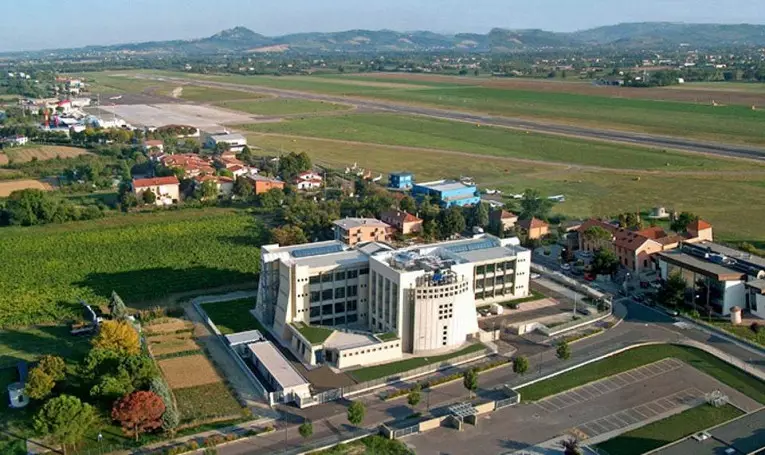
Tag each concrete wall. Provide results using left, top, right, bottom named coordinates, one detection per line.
left=419, top=416, right=447, bottom=432
left=722, top=280, right=745, bottom=315
left=754, top=294, right=765, bottom=319
left=474, top=401, right=496, bottom=415
left=336, top=340, right=402, bottom=369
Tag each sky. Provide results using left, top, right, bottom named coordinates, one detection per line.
left=1, top=0, right=765, bottom=52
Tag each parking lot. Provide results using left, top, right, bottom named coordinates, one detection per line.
left=99, top=103, right=257, bottom=130
left=403, top=359, right=760, bottom=455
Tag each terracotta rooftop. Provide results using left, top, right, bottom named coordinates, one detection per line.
left=577, top=219, right=619, bottom=234
left=132, top=176, right=179, bottom=187
left=381, top=210, right=422, bottom=224
left=637, top=226, right=668, bottom=240
left=688, top=219, right=712, bottom=231
left=518, top=217, right=548, bottom=230
left=613, top=230, right=652, bottom=250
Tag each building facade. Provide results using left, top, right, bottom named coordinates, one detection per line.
left=255, top=234, right=530, bottom=368
left=245, top=175, right=285, bottom=194
left=206, top=133, right=247, bottom=152
left=412, top=180, right=481, bottom=207
left=380, top=210, right=423, bottom=235
left=333, top=218, right=392, bottom=246
left=388, top=172, right=414, bottom=190
left=132, top=176, right=180, bottom=205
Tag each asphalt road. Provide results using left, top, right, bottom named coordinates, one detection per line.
left=210, top=297, right=765, bottom=455
left=148, top=74, right=765, bottom=161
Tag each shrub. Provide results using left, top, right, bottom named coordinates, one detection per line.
left=186, top=440, right=199, bottom=450
left=149, top=376, right=180, bottom=434
left=751, top=322, right=761, bottom=334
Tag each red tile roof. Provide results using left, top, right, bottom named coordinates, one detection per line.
left=636, top=226, right=668, bottom=240
left=577, top=219, right=619, bottom=234
left=497, top=210, right=518, bottom=220
left=132, top=176, right=179, bottom=187
left=613, top=230, right=652, bottom=250
left=688, top=219, right=712, bottom=231
left=519, top=217, right=548, bottom=230
left=144, top=140, right=164, bottom=147
left=381, top=210, right=422, bottom=225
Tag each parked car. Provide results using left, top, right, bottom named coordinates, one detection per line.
left=561, top=263, right=572, bottom=271
left=665, top=308, right=679, bottom=317
left=530, top=273, right=541, bottom=279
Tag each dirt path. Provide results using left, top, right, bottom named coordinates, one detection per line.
left=249, top=132, right=765, bottom=177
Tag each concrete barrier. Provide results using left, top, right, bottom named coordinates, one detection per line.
left=474, top=401, right=496, bottom=415
left=419, top=416, right=446, bottom=432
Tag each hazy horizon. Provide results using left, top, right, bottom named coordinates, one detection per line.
left=1, top=0, right=765, bottom=52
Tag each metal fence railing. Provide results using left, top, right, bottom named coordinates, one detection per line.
left=392, top=424, right=420, bottom=439
left=495, top=394, right=520, bottom=409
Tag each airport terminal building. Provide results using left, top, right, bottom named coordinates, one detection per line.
left=255, top=234, right=530, bottom=369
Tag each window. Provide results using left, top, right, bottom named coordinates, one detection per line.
left=310, top=291, right=321, bottom=303
left=347, top=270, right=358, bottom=279
left=335, top=287, right=346, bottom=299
left=486, top=263, right=495, bottom=273
left=476, top=265, right=485, bottom=275
left=335, top=315, right=346, bottom=325
left=321, top=273, right=332, bottom=283
left=322, top=303, right=333, bottom=315
left=335, top=302, right=345, bottom=313
left=347, top=286, right=358, bottom=297
left=322, top=317, right=334, bottom=326
left=359, top=268, right=369, bottom=275
left=309, top=276, right=320, bottom=285
left=322, top=289, right=333, bottom=300
left=347, top=300, right=357, bottom=312
left=335, top=271, right=346, bottom=281
left=310, top=307, right=320, bottom=318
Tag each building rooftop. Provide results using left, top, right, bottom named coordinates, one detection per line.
left=745, top=279, right=765, bottom=294
left=324, top=331, right=379, bottom=351
left=390, top=171, right=413, bottom=177
left=246, top=175, right=283, bottom=184
left=415, top=179, right=476, bottom=192
left=246, top=341, right=309, bottom=389
left=224, top=330, right=263, bottom=347
left=210, top=133, right=246, bottom=142
left=654, top=408, right=765, bottom=455
left=685, top=241, right=765, bottom=269
left=658, top=250, right=745, bottom=281
left=518, top=217, right=548, bottom=230
left=333, top=218, right=390, bottom=230
left=132, top=176, right=179, bottom=187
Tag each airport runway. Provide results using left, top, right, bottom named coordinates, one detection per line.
left=150, top=74, right=765, bottom=161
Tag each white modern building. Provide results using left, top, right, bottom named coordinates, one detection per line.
left=205, top=133, right=247, bottom=152
left=255, top=234, right=530, bottom=369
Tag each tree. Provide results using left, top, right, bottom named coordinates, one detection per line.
left=513, top=356, right=529, bottom=375
left=582, top=226, right=613, bottom=249
left=437, top=206, right=466, bottom=239
left=197, top=180, right=218, bottom=200
left=109, top=291, right=130, bottom=321
left=149, top=377, right=179, bottom=434
left=658, top=271, right=687, bottom=308
left=34, top=395, right=96, bottom=455
left=83, top=349, right=157, bottom=400
left=26, top=367, right=56, bottom=400
left=298, top=420, right=313, bottom=439
left=92, top=320, right=140, bottom=356
left=347, top=401, right=366, bottom=426
left=111, top=391, right=166, bottom=441
left=463, top=368, right=478, bottom=398
left=671, top=211, right=699, bottom=233
left=142, top=189, right=156, bottom=205
left=399, top=195, right=416, bottom=213
left=233, top=176, right=254, bottom=199
left=556, top=340, right=571, bottom=361
left=559, top=436, right=583, bottom=455
left=591, top=248, right=620, bottom=276
left=36, top=355, right=66, bottom=381
left=473, top=202, right=490, bottom=228
left=407, top=384, right=422, bottom=409
left=119, top=190, right=139, bottom=211
left=520, top=189, right=553, bottom=220
left=270, top=225, right=307, bottom=246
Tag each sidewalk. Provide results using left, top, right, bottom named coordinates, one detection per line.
left=134, top=418, right=275, bottom=454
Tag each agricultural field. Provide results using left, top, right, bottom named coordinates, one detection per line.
left=176, top=85, right=266, bottom=102
left=0, top=208, right=262, bottom=327
left=0, top=145, right=91, bottom=164
left=173, top=382, right=245, bottom=424
left=216, top=98, right=351, bottom=116
left=0, top=178, right=53, bottom=197
left=241, top=113, right=758, bottom=171
left=159, top=354, right=222, bottom=388
left=248, top=133, right=765, bottom=244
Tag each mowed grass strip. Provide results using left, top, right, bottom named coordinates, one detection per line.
left=217, top=98, right=350, bottom=115
left=200, top=299, right=264, bottom=335
left=349, top=343, right=485, bottom=383
left=240, top=113, right=755, bottom=171
left=518, top=345, right=765, bottom=404
left=173, top=382, right=244, bottom=424
left=593, top=404, right=743, bottom=455
left=178, top=85, right=265, bottom=102
left=0, top=209, right=261, bottom=327
left=0, top=325, right=91, bottom=368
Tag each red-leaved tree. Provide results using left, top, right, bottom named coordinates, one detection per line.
left=111, top=391, right=166, bottom=441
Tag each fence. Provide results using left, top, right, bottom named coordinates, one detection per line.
left=392, top=424, right=420, bottom=439
left=192, top=301, right=270, bottom=402
left=495, top=393, right=520, bottom=410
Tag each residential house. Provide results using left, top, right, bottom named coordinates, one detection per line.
left=194, top=175, right=234, bottom=196
left=228, top=164, right=254, bottom=178
left=159, top=154, right=216, bottom=178
left=333, top=218, right=392, bottom=246
left=143, top=140, right=164, bottom=153
left=294, top=171, right=323, bottom=191
left=388, top=172, right=414, bottom=190
left=518, top=218, right=549, bottom=240
left=686, top=219, right=714, bottom=242
left=1, top=135, right=29, bottom=147
left=380, top=210, right=423, bottom=235
left=206, top=133, right=247, bottom=152
left=132, top=176, right=180, bottom=206
left=489, top=210, right=518, bottom=233
left=657, top=241, right=765, bottom=317
left=245, top=175, right=285, bottom=195
left=411, top=179, right=480, bottom=207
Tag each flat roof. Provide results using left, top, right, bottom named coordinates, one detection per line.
left=224, top=330, right=263, bottom=346
left=415, top=179, right=475, bottom=192
left=441, top=236, right=525, bottom=263
left=690, top=241, right=765, bottom=269
left=247, top=341, right=308, bottom=390
left=294, top=249, right=369, bottom=269
left=324, top=331, right=379, bottom=351
left=210, top=133, right=246, bottom=142
left=658, top=250, right=745, bottom=281
left=654, top=409, right=765, bottom=455
left=333, top=218, right=389, bottom=230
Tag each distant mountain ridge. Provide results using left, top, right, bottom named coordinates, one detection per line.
left=23, top=22, right=765, bottom=55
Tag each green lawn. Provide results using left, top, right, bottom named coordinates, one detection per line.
left=0, top=325, right=91, bottom=368
left=178, top=85, right=265, bottom=102
left=292, top=322, right=334, bottom=345
left=350, top=343, right=486, bottom=383
left=200, top=299, right=264, bottom=335
left=173, top=382, right=245, bottom=424
left=0, top=209, right=262, bottom=327
left=594, top=404, right=743, bottom=455
left=310, top=435, right=414, bottom=455
left=708, top=321, right=765, bottom=347
left=217, top=98, right=350, bottom=115
left=519, top=345, right=765, bottom=403
left=240, top=113, right=756, bottom=171
left=377, top=332, right=399, bottom=342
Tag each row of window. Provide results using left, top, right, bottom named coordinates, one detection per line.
left=308, top=268, right=369, bottom=285
left=341, top=342, right=400, bottom=357
left=309, top=285, right=360, bottom=303
left=475, top=261, right=515, bottom=275
left=311, top=313, right=359, bottom=326
left=305, top=300, right=359, bottom=318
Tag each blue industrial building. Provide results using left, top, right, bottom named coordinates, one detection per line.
left=388, top=172, right=414, bottom=190
left=412, top=180, right=481, bottom=208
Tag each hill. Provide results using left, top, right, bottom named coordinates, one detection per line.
left=9, top=22, right=765, bottom=56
